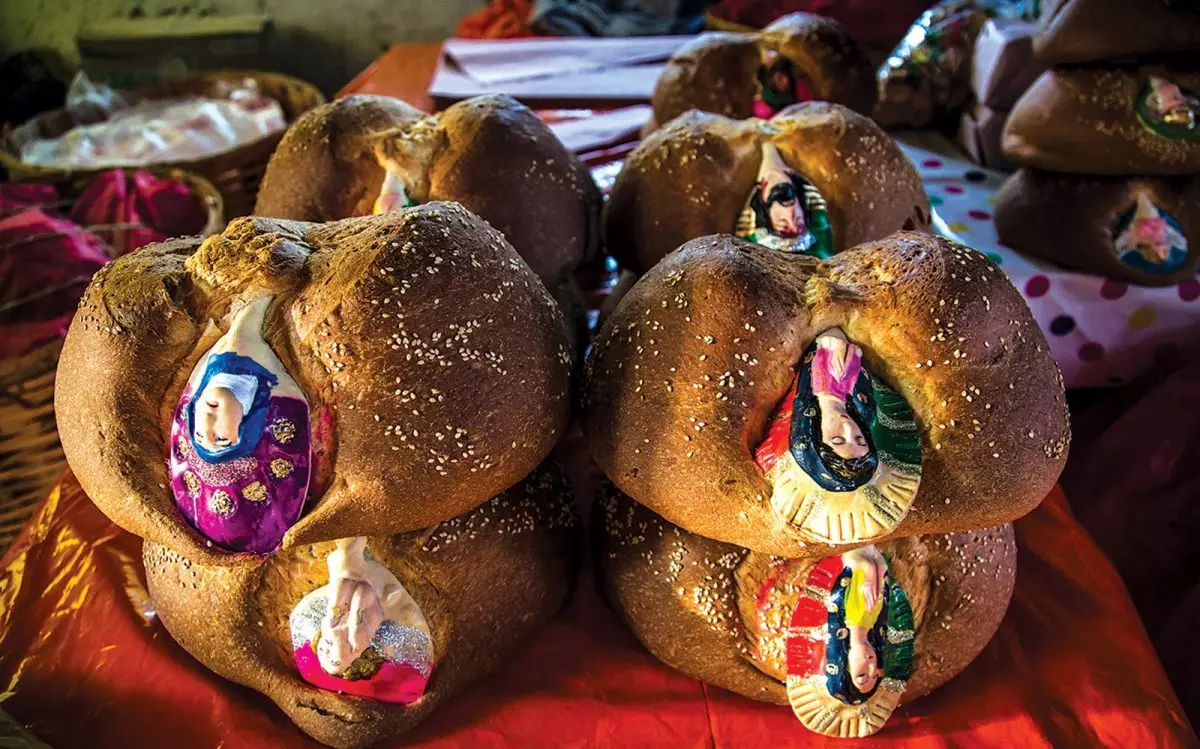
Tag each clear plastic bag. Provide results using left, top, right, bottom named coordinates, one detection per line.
left=19, top=77, right=286, bottom=169
left=64, top=71, right=130, bottom=126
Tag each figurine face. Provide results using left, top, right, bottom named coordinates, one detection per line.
left=736, top=142, right=833, bottom=258
left=848, top=641, right=879, bottom=692
left=1137, top=76, right=1200, bottom=140
left=754, top=327, right=922, bottom=545
left=1111, top=191, right=1189, bottom=274
left=818, top=395, right=870, bottom=460
left=193, top=385, right=245, bottom=452
left=168, top=297, right=313, bottom=554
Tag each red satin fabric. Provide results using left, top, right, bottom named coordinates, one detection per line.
left=0, top=470, right=1194, bottom=748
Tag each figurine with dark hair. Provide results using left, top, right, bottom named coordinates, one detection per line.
left=737, top=142, right=833, bottom=258
left=754, top=326, right=922, bottom=545
left=792, top=328, right=879, bottom=491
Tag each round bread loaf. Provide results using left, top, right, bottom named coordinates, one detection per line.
left=255, top=93, right=601, bottom=290
left=994, top=169, right=1200, bottom=287
left=604, top=103, right=929, bottom=275
left=56, top=205, right=572, bottom=566
left=1003, top=66, right=1200, bottom=175
left=1034, top=0, right=1200, bottom=64
left=596, top=485, right=1016, bottom=708
left=254, top=94, right=426, bottom=222
left=582, top=232, right=1069, bottom=559
left=145, top=460, right=580, bottom=749
left=650, top=13, right=876, bottom=130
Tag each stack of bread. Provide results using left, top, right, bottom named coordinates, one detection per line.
left=583, top=231, right=1070, bottom=738
left=994, top=0, right=1200, bottom=286
left=53, top=94, right=603, bottom=748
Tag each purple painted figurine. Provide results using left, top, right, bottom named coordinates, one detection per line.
left=168, top=296, right=312, bottom=553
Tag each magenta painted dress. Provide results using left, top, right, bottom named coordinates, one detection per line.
left=811, top=345, right=862, bottom=400
left=168, top=390, right=312, bottom=553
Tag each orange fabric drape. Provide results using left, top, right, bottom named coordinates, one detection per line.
left=456, top=0, right=536, bottom=40
left=0, top=472, right=1194, bottom=748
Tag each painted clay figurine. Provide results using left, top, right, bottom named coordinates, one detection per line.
left=584, top=231, right=1069, bottom=738
left=650, top=13, right=875, bottom=132
left=290, top=537, right=434, bottom=703
left=735, top=143, right=833, bottom=258
left=605, top=103, right=929, bottom=275
left=57, top=206, right=580, bottom=748
left=168, top=296, right=312, bottom=553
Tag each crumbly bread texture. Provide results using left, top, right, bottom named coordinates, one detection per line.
left=650, top=13, right=876, bottom=129
left=146, top=460, right=581, bottom=749
left=582, top=232, right=1069, bottom=559
left=1003, top=66, right=1200, bottom=176
left=56, top=205, right=572, bottom=566
left=1034, top=0, right=1200, bottom=64
left=994, top=169, right=1200, bottom=287
left=255, top=93, right=600, bottom=288
left=604, top=103, right=929, bottom=274
left=596, top=485, right=1016, bottom=705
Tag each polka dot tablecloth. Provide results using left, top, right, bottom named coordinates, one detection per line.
left=898, top=136, right=1200, bottom=389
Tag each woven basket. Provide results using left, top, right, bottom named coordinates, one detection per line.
left=0, top=167, right=223, bottom=553
left=0, top=339, right=63, bottom=553
left=0, top=70, right=325, bottom=218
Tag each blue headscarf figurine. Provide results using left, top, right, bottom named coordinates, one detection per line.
left=186, top=351, right=279, bottom=463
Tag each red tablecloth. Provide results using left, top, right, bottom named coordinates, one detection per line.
left=0, top=470, right=1194, bottom=748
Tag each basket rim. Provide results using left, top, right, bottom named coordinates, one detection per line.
left=0, top=69, right=324, bottom=180
left=5, top=165, right=225, bottom=239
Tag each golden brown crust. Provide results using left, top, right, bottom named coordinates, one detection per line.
left=582, top=232, right=1068, bottom=558
left=1034, top=0, right=1200, bottom=64
left=604, top=103, right=929, bottom=274
left=650, top=13, right=876, bottom=129
left=994, top=169, right=1200, bottom=287
left=597, top=487, right=1016, bottom=705
left=256, top=94, right=600, bottom=287
left=651, top=33, right=764, bottom=125
left=146, top=461, right=581, bottom=749
left=57, top=206, right=572, bottom=565
left=1003, top=66, right=1200, bottom=175
left=422, top=95, right=601, bottom=285
left=255, top=95, right=426, bottom=222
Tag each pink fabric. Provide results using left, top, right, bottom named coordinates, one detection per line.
left=752, top=99, right=776, bottom=119
left=67, top=169, right=208, bottom=257
left=0, top=183, right=58, bottom=213
left=294, top=643, right=430, bottom=704
left=1, top=169, right=208, bottom=361
left=810, top=345, right=862, bottom=400
left=0, top=208, right=109, bottom=360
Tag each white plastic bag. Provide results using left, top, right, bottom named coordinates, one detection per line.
left=19, top=77, right=286, bottom=169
